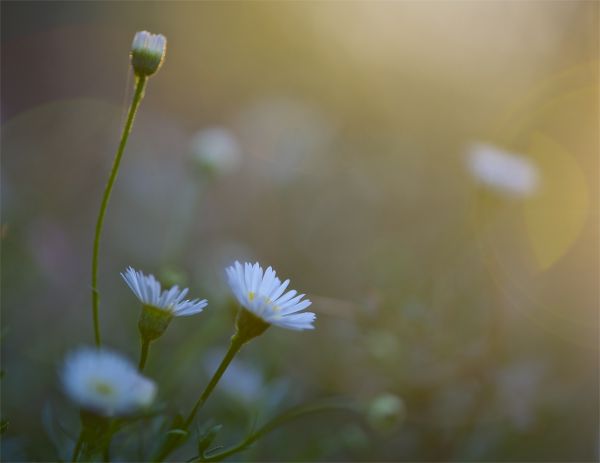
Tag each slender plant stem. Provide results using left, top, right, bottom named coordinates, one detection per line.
left=138, top=339, right=151, bottom=371
left=90, top=75, right=147, bottom=347
left=71, top=430, right=84, bottom=463
left=102, top=434, right=112, bottom=463
left=196, top=401, right=355, bottom=462
left=184, top=335, right=243, bottom=428
left=153, top=335, right=244, bottom=462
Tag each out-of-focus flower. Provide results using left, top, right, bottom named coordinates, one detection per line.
left=122, top=267, right=207, bottom=317
left=235, top=98, right=335, bottom=184
left=61, top=347, right=156, bottom=416
left=122, top=267, right=207, bottom=342
left=495, top=361, right=545, bottom=431
left=189, top=127, right=242, bottom=177
left=226, top=261, right=315, bottom=331
left=366, top=393, right=406, bottom=433
left=466, top=143, right=539, bottom=197
left=130, top=31, right=167, bottom=77
left=365, top=330, right=399, bottom=360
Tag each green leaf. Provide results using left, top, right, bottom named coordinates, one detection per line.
left=166, top=428, right=188, bottom=437
left=197, top=424, right=223, bottom=455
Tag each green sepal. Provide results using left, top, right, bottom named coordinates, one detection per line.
left=234, top=308, right=270, bottom=344
left=138, top=304, right=173, bottom=342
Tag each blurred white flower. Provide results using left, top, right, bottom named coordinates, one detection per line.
left=235, top=98, right=335, bottom=183
left=130, top=31, right=167, bottom=77
left=61, top=347, right=156, bottom=416
left=190, top=127, right=242, bottom=176
left=466, top=143, right=539, bottom=197
left=226, top=261, right=315, bottom=331
left=122, top=267, right=207, bottom=316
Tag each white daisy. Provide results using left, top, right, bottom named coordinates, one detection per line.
left=61, top=347, right=156, bottom=416
left=466, top=143, right=539, bottom=197
left=225, top=261, right=315, bottom=331
left=121, top=267, right=207, bottom=316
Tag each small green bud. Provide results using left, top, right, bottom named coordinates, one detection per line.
left=366, top=393, right=406, bottom=433
left=234, top=308, right=270, bottom=344
left=138, top=304, right=173, bottom=342
left=130, top=31, right=166, bottom=77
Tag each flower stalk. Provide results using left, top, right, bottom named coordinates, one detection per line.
left=183, top=333, right=244, bottom=429
left=70, top=430, right=84, bottom=462
left=154, top=309, right=270, bottom=462
left=90, top=75, right=147, bottom=347
left=138, top=339, right=151, bottom=372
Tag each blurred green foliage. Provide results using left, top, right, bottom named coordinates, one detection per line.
left=1, top=1, right=598, bottom=461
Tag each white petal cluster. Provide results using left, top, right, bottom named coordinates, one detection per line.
left=130, top=31, right=166, bottom=76
left=62, top=347, right=156, bottom=416
left=466, top=143, right=539, bottom=197
left=122, top=267, right=207, bottom=316
left=226, top=261, right=315, bottom=331
left=131, top=31, right=166, bottom=55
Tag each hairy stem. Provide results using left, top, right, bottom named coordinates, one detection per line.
left=90, top=75, right=147, bottom=347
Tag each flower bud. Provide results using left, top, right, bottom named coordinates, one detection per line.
left=138, top=304, right=173, bottom=342
left=130, top=31, right=166, bottom=77
left=366, top=393, right=406, bottom=433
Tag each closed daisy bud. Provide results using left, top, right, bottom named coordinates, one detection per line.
left=61, top=347, right=156, bottom=417
left=226, top=261, right=315, bottom=343
left=122, top=267, right=207, bottom=343
left=130, top=31, right=167, bottom=77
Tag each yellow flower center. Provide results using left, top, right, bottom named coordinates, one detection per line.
left=91, top=380, right=115, bottom=397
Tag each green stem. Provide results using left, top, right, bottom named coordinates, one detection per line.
left=90, top=75, right=147, bottom=347
left=138, top=339, right=151, bottom=372
left=198, top=401, right=355, bottom=462
left=71, top=430, right=84, bottom=462
left=154, top=335, right=244, bottom=462
left=184, top=335, right=243, bottom=428
left=102, top=433, right=112, bottom=463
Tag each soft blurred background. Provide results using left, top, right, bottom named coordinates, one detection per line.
left=1, top=1, right=598, bottom=461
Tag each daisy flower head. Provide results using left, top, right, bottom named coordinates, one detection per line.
left=122, top=267, right=207, bottom=317
left=226, top=261, right=315, bottom=333
left=122, top=267, right=207, bottom=342
left=61, top=347, right=156, bottom=416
